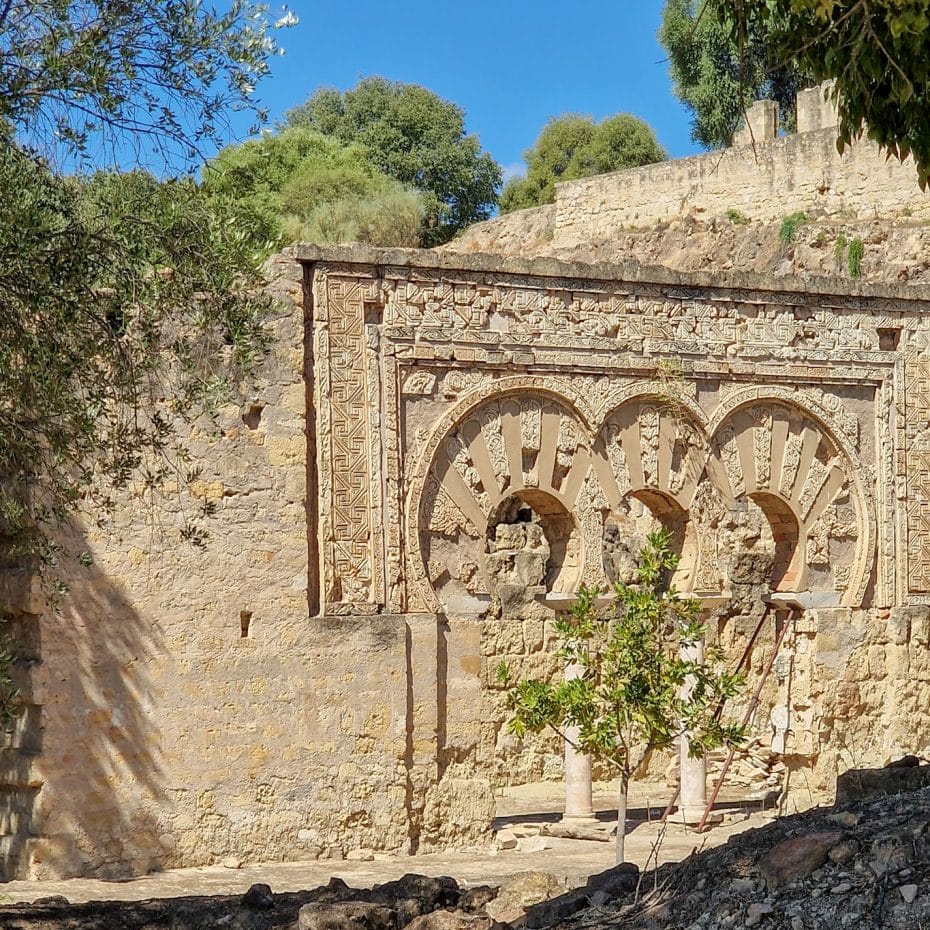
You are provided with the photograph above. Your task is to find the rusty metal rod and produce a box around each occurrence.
[695,607,797,833]
[661,604,773,824]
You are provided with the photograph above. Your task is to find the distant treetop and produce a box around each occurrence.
[499,113,666,214]
[286,77,501,245]
[659,0,813,149]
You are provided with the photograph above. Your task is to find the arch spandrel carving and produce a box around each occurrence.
[410,381,726,614]
[406,379,600,615]
[706,387,875,607]
[407,380,876,616]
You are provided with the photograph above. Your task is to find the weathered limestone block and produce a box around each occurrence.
[734,100,779,147]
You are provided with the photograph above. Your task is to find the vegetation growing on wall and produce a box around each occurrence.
[500,114,666,213]
[778,211,809,245]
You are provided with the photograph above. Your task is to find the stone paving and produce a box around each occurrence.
[0,784,777,905]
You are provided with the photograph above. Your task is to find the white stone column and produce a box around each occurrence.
[679,595,728,825]
[536,593,609,825]
[679,631,707,824]
[563,657,595,823]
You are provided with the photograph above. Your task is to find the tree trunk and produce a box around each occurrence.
[615,777,628,864]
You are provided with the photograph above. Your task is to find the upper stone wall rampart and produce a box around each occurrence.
[554,126,928,238]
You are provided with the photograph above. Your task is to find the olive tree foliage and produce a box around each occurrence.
[0,0,286,561]
[0,0,290,167]
[203,126,424,247]
[659,0,813,148]
[0,1,287,726]
[499,113,666,213]
[500,532,745,864]
[286,77,501,245]
[0,149,272,567]
[706,0,930,188]
[0,0,287,519]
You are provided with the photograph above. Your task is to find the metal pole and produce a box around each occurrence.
[696,607,796,833]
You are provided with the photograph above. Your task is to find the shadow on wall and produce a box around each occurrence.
[0,522,168,880]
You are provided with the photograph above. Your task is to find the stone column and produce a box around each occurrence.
[679,631,707,824]
[679,595,728,825]
[563,656,595,823]
[536,593,614,825]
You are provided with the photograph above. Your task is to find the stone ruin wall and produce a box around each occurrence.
[0,254,432,881]
[450,84,929,257]
[7,231,930,880]
[301,245,930,829]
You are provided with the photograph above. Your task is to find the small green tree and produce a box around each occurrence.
[500,113,666,213]
[501,531,744,864]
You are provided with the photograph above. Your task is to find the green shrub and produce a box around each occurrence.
[293,186,424,248]
[204,127,406,243]
[833,233,848,266]
[847,237,864,277]
[726,208,748,225]
[778,211,808,245]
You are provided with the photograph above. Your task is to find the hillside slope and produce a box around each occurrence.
[444,205,930,287]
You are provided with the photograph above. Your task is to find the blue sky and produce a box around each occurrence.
[242,1,701,179]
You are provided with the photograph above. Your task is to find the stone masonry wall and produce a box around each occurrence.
[447,85,928,261]
[554,127,929,239]
[2,254,442,880]
[300,244,930,834]
[17,235,930,881]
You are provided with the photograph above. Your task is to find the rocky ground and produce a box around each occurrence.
[544,764,930,930]
[444,205,930,288]
[4,765,930,930]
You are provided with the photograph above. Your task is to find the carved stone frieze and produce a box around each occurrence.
[308,253,902,619]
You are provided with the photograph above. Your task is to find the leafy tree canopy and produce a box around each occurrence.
[286,77,502,245]
[499,113,666,213]
[706,0,930,187]
[0,0,288,574]
[659,0,814,148]
[204,126,424,247]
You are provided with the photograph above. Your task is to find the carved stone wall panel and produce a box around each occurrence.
[314,273,382,610]
[307,252,903,618]
[706,386,876,606]
[903,355,930,598]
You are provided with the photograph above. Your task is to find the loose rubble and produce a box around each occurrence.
[5,768,930,929]
[555,774,930,930]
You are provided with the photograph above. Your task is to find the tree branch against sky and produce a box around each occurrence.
[705,0,930,185]
[0,0,295,169]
